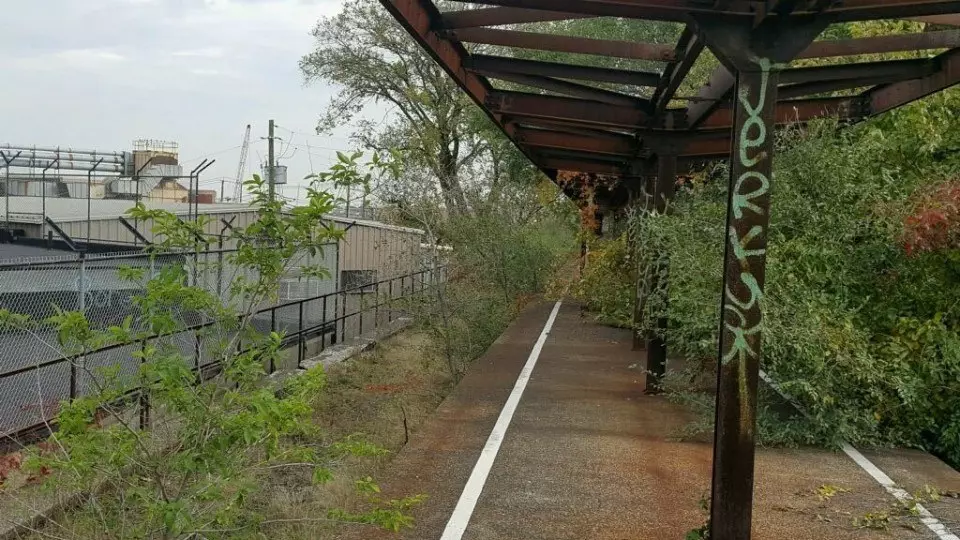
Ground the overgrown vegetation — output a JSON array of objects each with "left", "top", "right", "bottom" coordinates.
[
  {"left": 578, "top": 85, "right": 960, "bottom": 466},
  {"left": 245, "top": 330, "right": 454, "bottom": 539},
  {"left": 414, "top": 208, "right": 576, "bottom": 381},
  {"left": 0, "top": 173, "right": 428, "bottom": 538}
]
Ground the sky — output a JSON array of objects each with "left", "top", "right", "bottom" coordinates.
[{"left": 1, "top": 0, "right": 385, "bottom": 203}]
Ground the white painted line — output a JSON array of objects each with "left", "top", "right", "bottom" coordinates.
[
  {"left": 841, "top": 444, "right": 959, "bottom": 540},
  {"left": 440, "top": 301, "right": 563, "bottom": 540},
  {"left": 760, "top": 370, "right": 959, "bottom": 540}
]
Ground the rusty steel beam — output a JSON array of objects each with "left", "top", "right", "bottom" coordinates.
[
  {"left": 451, "top": 0, "right": 960, "bottom": 23},
  {"left": 779, "top": 58, "right": 935, "bottom": 85},
  {"left": 512, "top": 118, "right": 636, "bottom": 139},
  {"left": 440, "top": 7, "right": 592, "bottom": 28},
  {"left": 490, "top": 89, "right": 866, "bottom": 130},
  {"left": 700, "top": 95, "right": 867, "bottom": 128},
  {"left": 378, "top": 0, "right": 565, "bottom": 183},
  {"left": 537, "top": 156, "right": 629, "bottom": 175},
  {"left": 516, "top": 127, "right": 639, "bottom": 155},
  {"left": 521, "top": 128, "right": 732, "bottom": 161},
  {"left": 675, "top": 136, "right": 731, "bottom": 157},
  {"left": 486, "top": 91, "right": 870, "bottom": 132},
  {"left": 778, "top": 75, "right": 905, "bottom": 99},
  {"left": 474, "top": 70, "right": 650, "bottom": 106},
  {"left": 906, "top": 14, "right": 960, "bottom": 25},
  {"left": 823, "top": 1, "right": 960, "bottom": 22},
  {"left": 514, "top": 122, "right": 632, "bottom": 140},
  {"left": 691, "top": 15, "right": 833, "bottom": 540},
  {"left": 447, "top": 0, "right": 754, "bottom": 21},
  {"left": 652, "top": 27, "right": 706, "bottom": 115},
  {"left": 537, "top": 147, "right": 636, "bottom": 162},
  {"left": 777, "top": 67, "right": 938, "bottom": 99},
  {"left": 685, "top": 7, "right": 833, "bottom": 128},
  {"left": 379, "top": 1, "right": 487, "bottom": 110},
  {"left": 867, "top": 46, "right": 960, "bottom": 114},
  {"left": 517, "top": 115, "right": 732, "bottom": 141},
  {"left": 444, "top": 27, "right": 677, "bottom": 61},
  {"left": 467, "top": 54, "right": 662, "bottom": 86},
  {"left": 685, "top": 67, "right": 736, "bottom": 128},
  {"left": 798, "top": 29, "right": 960, "bottom": 59},
  {"left": 486, "top": 90, "right": 653, "bottom": 128}
]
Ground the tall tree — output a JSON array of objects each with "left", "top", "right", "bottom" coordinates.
[{"left": 300, "top": 0, "right": 484, "bottom": 216}]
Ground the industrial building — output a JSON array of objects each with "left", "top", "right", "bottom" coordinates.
[
  {"left": 0, "top": 137, "right": 435, "bottom": 444},
  {"left": 1, "top": 137, "right": 425, "bottom": 277},
  {"left": 0, "top": 140, "right": 193, "bottom": 203}
]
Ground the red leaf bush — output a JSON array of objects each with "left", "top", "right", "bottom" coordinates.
[{"left": 903, "top": 179, "right": 960, "bottom": 256}]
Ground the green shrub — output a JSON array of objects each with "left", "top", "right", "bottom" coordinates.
[
  {"left": 412, "top": 209, "right": 577, "bottom": 379},
  {"left": 574, "top": 234, "right": 635, "bottom": 327},
  {"left": 586, "top": 89, "right": 960, "bottom": 465}
]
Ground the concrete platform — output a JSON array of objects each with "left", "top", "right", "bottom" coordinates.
[{"left": 335, "top": 301, "right": 960, "bottom": 539}]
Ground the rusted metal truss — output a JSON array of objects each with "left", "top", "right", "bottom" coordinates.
[
  {"left": 378, "top": 1, "right": 960, "bottom": 539},
  {"left": 382, "top": 0, "right": 959, "bottom": 181}
]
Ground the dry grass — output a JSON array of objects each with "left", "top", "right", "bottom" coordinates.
[{"left": 250, "top": 329, "right": 455, "bottom": 539}]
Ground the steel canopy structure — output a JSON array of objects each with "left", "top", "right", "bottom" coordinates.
[{"left": 377, "top": 1, "right": 960, "bottom": 538}]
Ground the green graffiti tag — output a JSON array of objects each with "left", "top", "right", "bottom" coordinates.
[
  {"left": 732, "top": 172, "right": 769, "bottom": 219},
  {"left": 722, "top": 303, "right": 761, "bottom": 364},
  {"left": 737, "top": 60, "right": 771, "bottom": 168},
  {"left": 728, "top": 225, "right": 766, "bottom": 262},
  {"left": 722, "top": 58, "right": 772, "bottom": 366},
  {"left": 726, "top": 272, "right": 762, "bottom": 311}
]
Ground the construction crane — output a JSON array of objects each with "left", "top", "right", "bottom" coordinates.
[{"left": 233, "top": 124, "right": 251, "bottom": 202}]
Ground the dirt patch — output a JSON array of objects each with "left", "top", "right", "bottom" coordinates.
[{"left": 251, "top": 329, "right": 456, "bottom": 539}]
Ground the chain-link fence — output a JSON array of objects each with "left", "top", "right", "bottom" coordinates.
[{"left": 0, "top": 239, "right": 446, "bottom": 445}]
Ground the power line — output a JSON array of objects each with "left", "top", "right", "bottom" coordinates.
[
  {"left": 277, "top": 131, "right": 295, "bottom": 161},
  {"left": 274, "top": 125, "right": 356, "bottom": 152},
  {"left": 275, "top": 124, "right": 351, "bottom": 142},
  {"left": 281, "top": 142, "right": 359, "bottom": 161},
  {"left": 179, "top": 144, "right": 242, "bottom": 164}
]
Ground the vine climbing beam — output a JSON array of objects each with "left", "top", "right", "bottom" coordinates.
[
  {"left": 693, "top": 14, "right": 830, "bottom": 540},
  {"left": 644, "top": 153, "right": 677, "bottom": 393}
]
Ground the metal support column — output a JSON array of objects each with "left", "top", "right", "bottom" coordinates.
[
  {"left": 41, "top": 158, "right": 59, "bottom": 242},
  {"left": 644, "top": 154, "right": 677, "bottom": 393},
  {"left": 86, "top": 159, "right": 104, "bottom": 247},
  {"left": 72, "top": 252, "right": 87, "bottom": 400},
  {"left": 709, "top": 61, "right": 779, "bottom": 540},
  {"left": 691, "top": 15, "right": 826, "bottom": 537},
  {"left": 1, "top": 151, "right": 22, "bottom": 243}
]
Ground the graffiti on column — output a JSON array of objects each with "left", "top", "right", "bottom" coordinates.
[{"left": 722, "top": 58, "right": 773, "bottom": 378}]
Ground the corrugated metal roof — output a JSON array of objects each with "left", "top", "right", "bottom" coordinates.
[
  {"left": 1, "top": 197, "right": 255, "bottom": 224},
  {"left": 0, "top": 243, "right": 76, "bottom": 262},
  {"left": 0, "top": 196, "right": 426, "bottom": 235},
  {"left": 324, "top": 215, "right": 425, "bottom": 235}
]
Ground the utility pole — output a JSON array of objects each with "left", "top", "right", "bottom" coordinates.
[
  {"left": 345, "top": 183, "right": 351, "bottom": 218},
  {"left": 267, "top": 119, "right": 275, "bottom": 202}
]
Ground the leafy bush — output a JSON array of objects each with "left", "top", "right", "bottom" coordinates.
[
  {"left": 412, "top": 206, "right": 577, "bottom": 379},
  {"left": 2, "top": 173, "right": 426, "bottom": 538},
  {"left": 587, "top": 88, "right": 960, "bottom": 465},
  {"left": 573, "top": 233, "right": 635, "bottom": 327}
]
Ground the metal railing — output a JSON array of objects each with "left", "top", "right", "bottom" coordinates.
[{"left": 0, "top": 252, "right": 445, "bottom": 447}]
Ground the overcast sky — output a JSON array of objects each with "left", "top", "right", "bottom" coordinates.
[{"left": 1, "top": 0, "right": 384, "bottom": 202}]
